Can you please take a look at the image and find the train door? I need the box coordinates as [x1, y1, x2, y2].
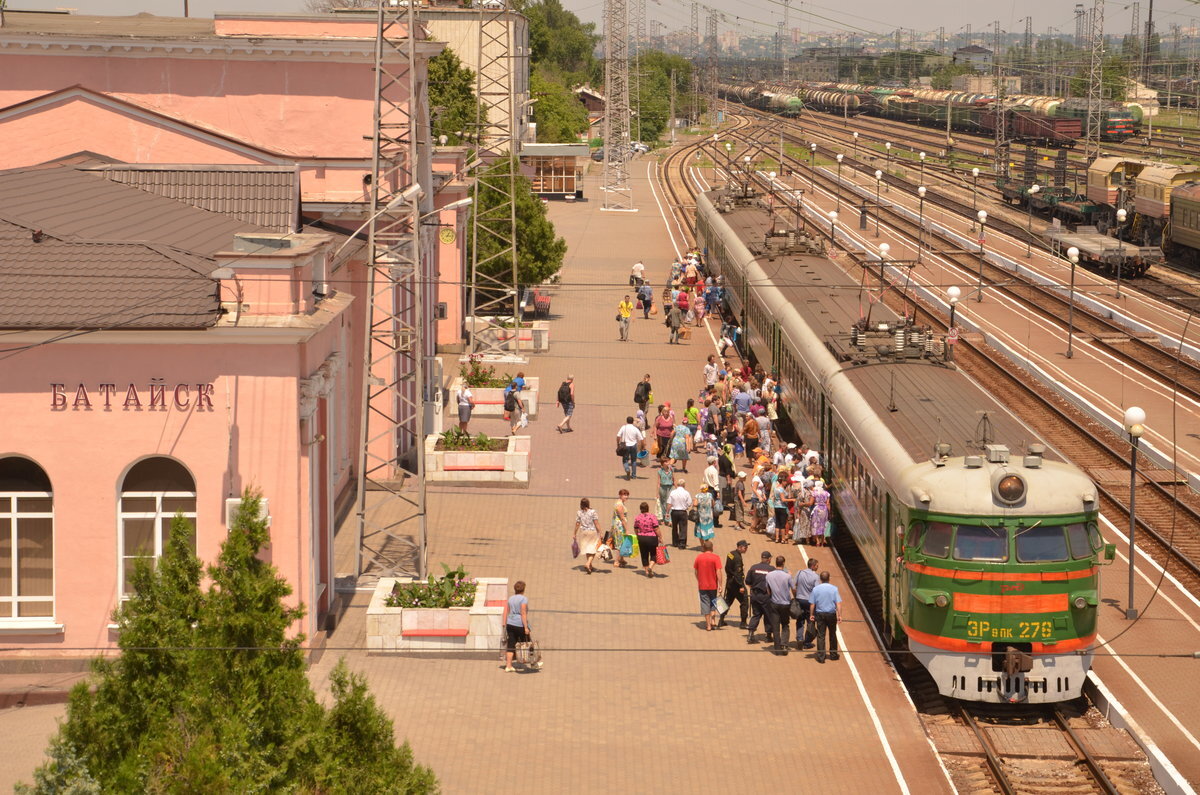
[770, 321, 782, 372]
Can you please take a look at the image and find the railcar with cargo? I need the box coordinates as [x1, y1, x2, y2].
[696, 189, 1112, 703]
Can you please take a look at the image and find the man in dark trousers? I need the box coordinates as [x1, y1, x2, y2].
[744, 551, 774, 644]
[633, 374, 652, 414]
[792, 556, 820, 650]
[718, 539, 749, 628]
[809, 570, 844, 663]
[764, 556, 793, 656]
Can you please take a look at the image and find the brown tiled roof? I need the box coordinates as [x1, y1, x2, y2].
[0, 167, 263, 257]
[84, 164, 299, 233]
[0, 220, 219, 330]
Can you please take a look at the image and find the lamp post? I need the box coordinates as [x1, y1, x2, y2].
[970, 167, 980, 231]
[946, 285, 961, 361]
[877, 242, 890, 299]
[853, 131, 859, 159]
[919, 151, 926, 184]
[809, 142, 818, 190]
[1065, 246, 1080, 357]
[917, 186, 927, 263]
[884, 141, 892, 176]
[835, 153, 844, 213]
[1115, 208, 1127, 299]
[743, 154, 752, 196]
[724, 141, 733, 183]
[975, 210, 987, 302]
[874, 169, 884, 237]
[1025, 184, 1040, 258]
[828, 210, 838, 245]
[1123, 405, 1145, 620]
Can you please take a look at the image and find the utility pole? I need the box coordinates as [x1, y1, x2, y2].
[630, 0, 644, 146]
[669, 69, 676, 142]
[938, 26, 945, 54]
[893, 29, 901, 80]
[1144, 0, 1155, 80]
[1023, 16, 1033, 66]
[356, 0, 428, 581]
[780, 0, 790, 82]
[1085, 0, 1105, 161]
[689, 2, 700, 124]
[1075, 4, 1086, 49]
[706, 10, 719, 125]
[994, 21, 1008, 182]
[603, 0, 634, 211]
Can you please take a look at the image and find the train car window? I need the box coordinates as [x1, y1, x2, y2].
[921, 521, 952, 557]
[952, 524, 1008, 562]
[1066, 523, 1092, 559]
[1087, 522, 1103, 551]
[1016, 524, 1069, 562]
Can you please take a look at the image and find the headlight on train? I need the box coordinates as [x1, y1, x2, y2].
[934, 594, 949, 608]
[1074, 596, 1088, 609]
[992, 472, 1027, 505]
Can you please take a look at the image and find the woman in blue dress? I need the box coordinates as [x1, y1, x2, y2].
[669, 423, 691, 472]
[656, 460, 675, 520]
[694, 486, 715, 542]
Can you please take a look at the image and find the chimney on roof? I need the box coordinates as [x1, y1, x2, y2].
[32, 230, 45, 243]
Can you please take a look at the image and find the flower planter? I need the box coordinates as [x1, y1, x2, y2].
[366, 577, 510, 655]
[448, 375, 539, 419]
[464, 316, 550, 353]
[425, 434, 530, 486]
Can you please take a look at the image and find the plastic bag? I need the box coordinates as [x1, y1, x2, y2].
[571, 538, 580, 558]
[519, 412, 529, 428]
[619, 535, 634, 558]
[598, 544, 613, 562]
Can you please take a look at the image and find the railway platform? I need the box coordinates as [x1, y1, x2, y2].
[685, 134, 1200, 790]
[302, 157, 951, 792]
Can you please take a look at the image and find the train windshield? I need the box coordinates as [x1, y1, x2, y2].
[1015, 524, 1069, 562]
[952, 524, 1008, 562]
[1066, 522, 1103, 559]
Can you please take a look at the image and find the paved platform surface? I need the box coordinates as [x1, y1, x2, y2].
[314, 158, 951, 793]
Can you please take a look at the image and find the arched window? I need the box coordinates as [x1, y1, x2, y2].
[0, 457, 54, 620]
[119, 458, 196, 595]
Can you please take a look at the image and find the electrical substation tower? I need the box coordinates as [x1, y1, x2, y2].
[603, 0, 634, 210]
[705, 10, 718, 124]
[356, 0, 429, 580]
[1085, 0, 1105, 161]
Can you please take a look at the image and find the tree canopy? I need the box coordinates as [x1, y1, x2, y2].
[517, 0, 600, 85]
[632, 52, 693, 143]
[429, 47, 486, 146]
[20, 493, 437, 794]
[530, 68, 589, 142]
[470, 156, 566, 289]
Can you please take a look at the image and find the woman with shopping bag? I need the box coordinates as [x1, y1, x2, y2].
[610, 489, 632, 568]
[633, 502, 661, 578]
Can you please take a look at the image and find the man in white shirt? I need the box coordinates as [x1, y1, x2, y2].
[799, 444, 820, 470]
[667, 480, 693, 549]
[455, 384, 474, 432]
[703, 354, 718, 389]
[703, 455, 722, 527]
[616, 416, 645, 481]
[631, 260, 646, 285]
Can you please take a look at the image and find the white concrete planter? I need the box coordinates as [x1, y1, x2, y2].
[425, 434, 530, 486]
[465, 316, 550, 352]
[366, 576, 509, 655]
[448, 375, 539, 418]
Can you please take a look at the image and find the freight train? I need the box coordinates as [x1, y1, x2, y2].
[719, 82, 1147, 144]
[697, 187, 1113, 703]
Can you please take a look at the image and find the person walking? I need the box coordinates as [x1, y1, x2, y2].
[504, 377, 525, 436]
[693, 540, 723, 631]
[633, 374, 653, 415]
[455, 382, 475, 432]
[793, 557, 820, 650]
[502, 581, 542, 672]
[637, 281, 653, 319]
[810, 570, 843, 662]
[683, 399, 700, 450]
[555, 375, 575, 433]
[630, 259, 646, 286]
[694, 485, 715, 544]
[653, 405, 673, 466]
[574, 498, 601, 574]
[719, 539, 750, 629]
[633, 502, 662, 577]
[703, 354, 719, 390]
[610, 489, 632, 569]
[656, 459, 674, 520]
[666, 302, 683, 344]
[617, 295, 634, 341]
[809, 479, 830, 547]
[669, 420, 691, 473]
[616, 416, 644, 480]
[764, 556, 793, 655]
[703, 456, 722, 527]
[734, 471, 749, 529]
[745, 551, 774, 644]
[666, 478, 693, 549]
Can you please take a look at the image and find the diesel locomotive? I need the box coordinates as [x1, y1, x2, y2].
[697, 188, 1115, 703]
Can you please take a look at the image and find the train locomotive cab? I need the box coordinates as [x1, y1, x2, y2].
[898, 445, 1108, 703]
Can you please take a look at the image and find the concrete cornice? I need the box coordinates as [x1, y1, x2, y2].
[0, 34, 442, 62]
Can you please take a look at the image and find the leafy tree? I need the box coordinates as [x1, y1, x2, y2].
[517, 0, 600, 84]
[22, 494, 437, 793]
[530, 68, 589, 142]
[429, 47, 486, 146]
[469, 156, 566, 289]
[632, 52, 693, 143]
[930, 63, 978, 90]
[1069, 57, 1130, 101]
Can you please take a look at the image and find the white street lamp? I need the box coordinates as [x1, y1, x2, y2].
[946, 285, 961, 361]
[917, 186, 927, 263]
[975, 210, 988, 302]
[1115, 208, 1128, 298]
[970, 167, 981, 230]
[1026, 184, 1040, 257]
[835, 153, 844, 213]
[1065, 246, 1080, 357]
[1124, 405, 1146, 620]
[873, 169, 884, 237]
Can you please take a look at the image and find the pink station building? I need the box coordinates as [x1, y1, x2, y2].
[0, 9, 471, 661]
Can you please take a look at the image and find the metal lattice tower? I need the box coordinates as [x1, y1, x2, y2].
[602, 0, 633, 211]
[993, 21, 1009, 180]
[705, 11, 718, 123]
[1075, 4, 1087, 49]
[689, 2, 700, 121]
[1023, 16, 1033, 65]
[468, 0, 520, 356]
[630, 0, 644, 144]
[1143, 0, 1155, 75]
[355, 0, 429, 581]
[1085, 0, 1105, 160]
[780, 0, 790, 82]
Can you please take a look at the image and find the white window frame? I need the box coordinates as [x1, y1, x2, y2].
[0, 490, 55, 625]
[117, 490, 196, 599]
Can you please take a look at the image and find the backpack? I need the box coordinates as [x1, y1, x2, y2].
[557, 381, 572, 405]
[504, 391, 519, 412]
[634, 382, 649, 403]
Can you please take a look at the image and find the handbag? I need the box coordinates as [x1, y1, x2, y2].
[715, 596, 730, 615]
[687, 507, 699, 523]
[619, 534, 634, 557]
[655, 545, 670, 565]
[571, 538, 580, 558]
[617, 443, 626, 457]
[651, 304, 659, 315]
[636, 300, 644, 309]
[515, 639, 542, 666]
[789, 598, 805, 620]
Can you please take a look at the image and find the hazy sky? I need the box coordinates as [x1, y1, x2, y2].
[9, 0, 1200, 41]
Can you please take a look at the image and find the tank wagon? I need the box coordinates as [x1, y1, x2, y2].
[697, 190, 1113, 703]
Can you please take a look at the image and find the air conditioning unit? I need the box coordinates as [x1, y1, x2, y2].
[225, 497, 271, 529]
[434, 302, 448, 320]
